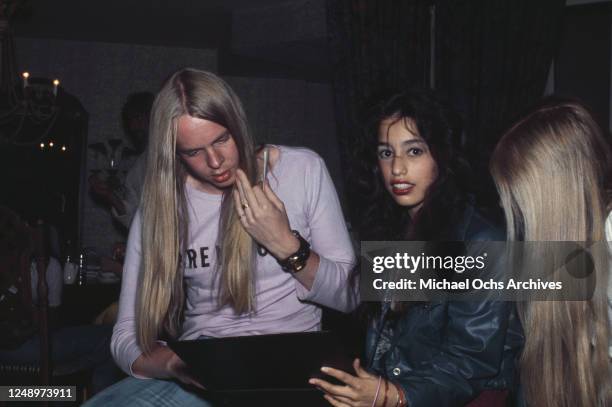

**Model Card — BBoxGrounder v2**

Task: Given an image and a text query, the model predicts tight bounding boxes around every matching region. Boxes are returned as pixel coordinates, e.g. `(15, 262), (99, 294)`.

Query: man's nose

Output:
(205, 148), (224, 169)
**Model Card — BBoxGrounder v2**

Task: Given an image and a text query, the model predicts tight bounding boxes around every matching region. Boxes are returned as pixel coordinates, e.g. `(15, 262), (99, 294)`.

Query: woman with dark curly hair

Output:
(310, 89), (522, 407)
(352, 89), (472, 242)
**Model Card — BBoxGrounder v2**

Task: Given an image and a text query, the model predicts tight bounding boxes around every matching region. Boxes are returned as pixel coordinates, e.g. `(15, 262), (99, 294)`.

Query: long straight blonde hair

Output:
(490, 98), (611, 407)
(137, 68), (257, 353)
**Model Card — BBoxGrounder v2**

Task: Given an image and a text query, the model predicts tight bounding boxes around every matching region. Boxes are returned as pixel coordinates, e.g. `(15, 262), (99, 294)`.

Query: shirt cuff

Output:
(127, 350), (150, 379)
(294, 256), (325, 302)
(127, 340), (168, 379)
(294, 256), (357, 312)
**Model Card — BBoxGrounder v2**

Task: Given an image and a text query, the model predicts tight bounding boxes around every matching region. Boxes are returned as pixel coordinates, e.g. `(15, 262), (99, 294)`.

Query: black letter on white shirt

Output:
(200, 247), (210, 268)
(186, 249), (197, 268)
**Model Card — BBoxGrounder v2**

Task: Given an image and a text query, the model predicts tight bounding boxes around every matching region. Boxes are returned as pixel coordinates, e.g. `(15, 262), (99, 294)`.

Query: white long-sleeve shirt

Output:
(111, 146), (358, 376)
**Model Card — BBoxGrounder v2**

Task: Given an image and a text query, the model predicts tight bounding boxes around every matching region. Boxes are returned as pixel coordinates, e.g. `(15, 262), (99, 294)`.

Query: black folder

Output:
(168, 331), (355, 393)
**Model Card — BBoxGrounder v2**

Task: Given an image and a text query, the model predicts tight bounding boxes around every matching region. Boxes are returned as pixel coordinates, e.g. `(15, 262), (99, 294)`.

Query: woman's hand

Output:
(233, 168), (299, 260)
(309, 359), (394, 407)
(132, 344), (204, 389)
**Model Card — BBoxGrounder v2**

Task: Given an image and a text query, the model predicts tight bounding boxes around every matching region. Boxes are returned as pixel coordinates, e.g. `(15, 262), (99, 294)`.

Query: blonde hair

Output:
(137, 68), (257, 353)
(490, 98), (611, 407)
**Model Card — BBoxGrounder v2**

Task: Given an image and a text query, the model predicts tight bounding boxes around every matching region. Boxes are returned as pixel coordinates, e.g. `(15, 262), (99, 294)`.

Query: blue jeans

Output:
(83, 377), (214, 407)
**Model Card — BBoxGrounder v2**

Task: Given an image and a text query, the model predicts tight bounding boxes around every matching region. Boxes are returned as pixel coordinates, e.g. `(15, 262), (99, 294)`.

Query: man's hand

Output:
(233, 169), (298, 260)
(132, 344), (205, 389)
(88, 174), (126, 215)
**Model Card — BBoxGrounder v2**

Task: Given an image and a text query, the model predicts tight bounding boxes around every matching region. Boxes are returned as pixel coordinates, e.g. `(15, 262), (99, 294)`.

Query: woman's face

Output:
(176, 115), (240, 194)
(377, 117), (438, 216)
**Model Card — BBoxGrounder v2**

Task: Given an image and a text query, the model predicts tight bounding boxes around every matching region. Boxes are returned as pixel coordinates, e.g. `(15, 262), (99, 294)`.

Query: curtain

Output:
(326, 0), (432, 221)
(435, 0), (565, 203)
(327, 0), (566, 221)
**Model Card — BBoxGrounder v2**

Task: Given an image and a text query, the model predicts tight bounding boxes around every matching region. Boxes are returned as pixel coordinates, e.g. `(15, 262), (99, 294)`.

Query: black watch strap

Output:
(278, 230), (311, 273)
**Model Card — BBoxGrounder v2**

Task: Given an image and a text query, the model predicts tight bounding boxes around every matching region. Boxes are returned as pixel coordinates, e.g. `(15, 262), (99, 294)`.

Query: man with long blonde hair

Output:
(85, 68), (357, 406)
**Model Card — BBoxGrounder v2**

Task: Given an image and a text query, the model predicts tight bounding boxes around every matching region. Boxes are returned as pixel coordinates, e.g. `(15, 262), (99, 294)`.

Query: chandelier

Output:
(0, 1), (68, 152)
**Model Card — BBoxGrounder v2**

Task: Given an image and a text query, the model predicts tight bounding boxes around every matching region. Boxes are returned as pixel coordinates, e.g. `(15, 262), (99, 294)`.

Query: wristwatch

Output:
(278, 230), (311, 273)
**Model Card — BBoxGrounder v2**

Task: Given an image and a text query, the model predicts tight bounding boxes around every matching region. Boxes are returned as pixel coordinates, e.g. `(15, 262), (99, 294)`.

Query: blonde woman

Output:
(85, 68), (357, 406)
(490, 98), (611, 407)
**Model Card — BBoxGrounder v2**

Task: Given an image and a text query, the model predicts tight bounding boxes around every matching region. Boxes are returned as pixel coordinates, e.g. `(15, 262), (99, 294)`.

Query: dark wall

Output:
(556, 3), (611, 131)
(15, 37), (340, 255)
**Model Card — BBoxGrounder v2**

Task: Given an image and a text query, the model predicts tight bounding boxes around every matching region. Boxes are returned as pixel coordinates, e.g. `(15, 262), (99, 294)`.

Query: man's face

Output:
(176, 115), (240, 194)
(127, 115), (149, 152)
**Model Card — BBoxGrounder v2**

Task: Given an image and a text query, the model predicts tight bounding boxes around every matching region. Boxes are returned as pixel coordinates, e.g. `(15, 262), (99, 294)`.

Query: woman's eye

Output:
(408, 147), (423, 156)
(378, 149), (393, 159)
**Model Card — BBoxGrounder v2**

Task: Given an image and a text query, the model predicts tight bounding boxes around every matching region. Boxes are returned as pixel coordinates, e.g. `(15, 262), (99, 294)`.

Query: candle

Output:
(22, 72), (29, 88)
(53, 79), (60, 97)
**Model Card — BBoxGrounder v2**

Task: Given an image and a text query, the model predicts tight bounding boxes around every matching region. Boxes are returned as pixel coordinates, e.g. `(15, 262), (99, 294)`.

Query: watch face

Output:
(288, 256), (306, 272)
(280, 230), (311, 272)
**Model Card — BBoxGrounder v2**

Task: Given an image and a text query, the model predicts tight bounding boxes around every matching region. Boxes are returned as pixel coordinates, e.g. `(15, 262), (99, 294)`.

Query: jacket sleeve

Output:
(390, 300), (513, 406)
(386, 238), (515, 406)
(388, 237), (514, 407)
(293, 152), (358, 313)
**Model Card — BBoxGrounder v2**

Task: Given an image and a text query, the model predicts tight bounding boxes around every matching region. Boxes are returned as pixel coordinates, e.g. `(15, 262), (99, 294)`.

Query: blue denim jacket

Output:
(365, 204), (524, 406)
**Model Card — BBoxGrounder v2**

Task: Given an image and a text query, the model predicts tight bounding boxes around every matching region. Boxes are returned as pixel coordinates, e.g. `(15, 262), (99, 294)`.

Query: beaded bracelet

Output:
(392, 381), (400, 407)
(398, 384), (407, 407)
(381, 379), (389, 407)
(391, 381), (406, 407)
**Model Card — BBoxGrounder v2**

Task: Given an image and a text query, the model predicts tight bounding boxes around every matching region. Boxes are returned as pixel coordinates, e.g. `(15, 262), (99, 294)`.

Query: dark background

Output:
(1, 0), (610, 254)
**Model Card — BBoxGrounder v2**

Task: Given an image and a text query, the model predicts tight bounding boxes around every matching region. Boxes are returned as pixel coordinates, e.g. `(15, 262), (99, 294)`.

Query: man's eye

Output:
(378, 149), (393, 159)
(184, 150), (199, 157)
(215, 135), (230, 145)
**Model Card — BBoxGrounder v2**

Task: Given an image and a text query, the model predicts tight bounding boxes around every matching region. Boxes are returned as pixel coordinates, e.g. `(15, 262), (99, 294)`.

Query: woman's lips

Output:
(212, 170), (231, 183)
(391, 182), (414, 195)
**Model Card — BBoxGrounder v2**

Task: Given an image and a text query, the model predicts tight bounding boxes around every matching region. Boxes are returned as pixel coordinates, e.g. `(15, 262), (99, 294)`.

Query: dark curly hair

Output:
(352, 88), (472, 241)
